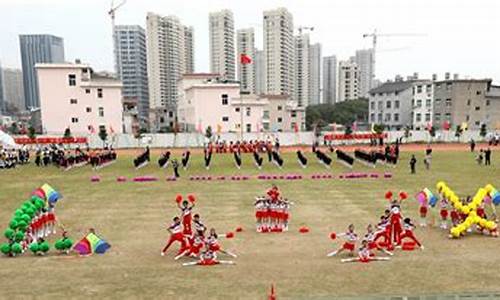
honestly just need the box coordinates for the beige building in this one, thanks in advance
[146,12,194,131]
[338,60,359,102]
[36,62,123,134]
[237,28,256,93]
[433,78,500,130]
[294,33,310,107]
[261,94,305,132]
[263,8,295,97]
[209,10,235,81]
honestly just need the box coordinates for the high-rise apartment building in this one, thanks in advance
[309,43,321,106]
[236,28,256,93]
[146,12,194,131]
[294,33,310,107]
[354,48,375,98]
[254,49,266,95]
[209,10,235,81]
[322,55,337,104]
[337,60,359,102]
[19,34,65,109]
[113,25,149,127]
[263,8,294,97]
[2,68,24,112]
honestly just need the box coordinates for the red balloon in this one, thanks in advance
[226,232,234,238]
[235,227,243,232]
[330,232,337,240]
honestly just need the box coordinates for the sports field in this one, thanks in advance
[0,144,499,299]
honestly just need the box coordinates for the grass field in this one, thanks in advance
[0,145,499,299]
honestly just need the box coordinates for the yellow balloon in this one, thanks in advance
[450,227,460,237]
[469,211,477,219]
[473,216,481,224]
[462,206,471,214]
[485,184,493,192]
[486,221,496,230]
[479,219,488,227]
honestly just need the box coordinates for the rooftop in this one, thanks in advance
[369,81,413,95]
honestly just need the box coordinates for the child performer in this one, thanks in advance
[206,228,237,258]
[253,150,263,169]
[254,197,266,232]
[233,151,242,169]
[341,240,391,263]
[193,214,207,237]
[419,196,429,227]
[178,196,196,236]
[398,218,424,250]
[175,231,205,260]
[204,147,212,170]
[171,159,180,178]
[296,150,308,168]
[161,217,188,256]
[389,200,403,247]
[182,245,235,266]
[327,224,358,257]
[365,224,393,256]
[373,211,392,249]
[181,149,191,170]
[439,197,449,229]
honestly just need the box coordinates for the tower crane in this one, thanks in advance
[108,0,127,76]
[297,26,314,35]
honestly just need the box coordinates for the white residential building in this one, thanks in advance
[322,55,337,105]
[237,28,256,93]
[411,79,434,130]
[36,63,123,134]
[146,12,194,131]
[254,49,266,95]
[263,7,295,97]
[337,60,359,102]
[294,33,310,107]
[309,43,321,106]
[261,94,306,132]
[353,48,375,98]
[209,10,235,81]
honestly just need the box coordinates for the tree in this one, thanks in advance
[63,127,72,138]
[28,126,36,140]
[306,98,369,130]
[205,126,213,140]
[98,127,108,146]
[480,124,487,138]
[9,122,19,135]
[372,124,385,134]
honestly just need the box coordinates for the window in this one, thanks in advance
[71,117,78,123]
[467,99,471,106]
[416,113,422,122]
[168,111,174,118]
[377,101,382,110]
[426,99,431,107]
[475,121,480,126]
[435,113,441,121]
[85,89,91,94]
[97,88,103,98]
[377,113,382,123]
[86,107,92,113]
[235,107,240,112]
[445,113,451,120]
[445,98,452,107]
[291,111,297,118]
[370,102,375,110]
[416,100,422,108]
[68,74,76,86]
[277,105,282,111]
[417,85,422,93]
[425,113,431,122]
[222,116,229,122]
[160,117,165,123]
[263,123,270,130]
[386,101,392,109]
[486,100,491,106]
[277,117,283,123]
[475,106,480,111]
[98,107,104,117]
[70,98,77,104]
[246,124,251,133]
[466,115,470,122]
[221,94,228,105]
[263,111,269,119]
[476,91,482,95]
[385,113,391,122]
[394,113,399,122]
[370,113,375,122]
[394,100,400,109]
[435,98,441,105]
[246,107,251,117]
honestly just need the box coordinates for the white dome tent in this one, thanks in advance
[0,129,18,148]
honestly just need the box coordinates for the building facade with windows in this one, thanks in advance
[337,60,359,102]
[254,49,266,95]
[353,48,375,98]
[2,68,25,113]
[19,34,65,109]
[209,10,235,81]
[308,43,321,106]
[411,80,434,130]
[36,63,123,134]
[294,33,310,107]
[322,55,337,104]
[433,79,498,130]
[236,28,256,93]
[260,94,305,132]
[113,25,149,127]
[368,80,413,130]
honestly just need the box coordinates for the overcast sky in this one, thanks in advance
[0,0,499,83]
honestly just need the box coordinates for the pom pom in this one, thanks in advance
[235,227,243,233]
[11,243,22,254]
[39,242,49,253]
[29,243,39,253]
[225,232,234,238]
[385,191,393,200]
[330,232,337,240]
[299,226,310,233]
[14,231,25,243]
[399,191,408,200]
[175,194,183,204]
[187,194,196,203]
[0,243,11,255]
[4,228,15,240]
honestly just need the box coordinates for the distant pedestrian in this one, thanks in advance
[485,148,492,166]
[410,155,417,174]
[476,150,484,165]
[470,139,476,152]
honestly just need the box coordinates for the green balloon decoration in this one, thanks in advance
[1,243,11,255]
[63,239,73,249]
[11,243,22,254]
[55,240,64,250]
[4,228,14,239]
[29,243,39,253]
[14,209,23,217]
[25,208,35,218]
[14,232,25,243]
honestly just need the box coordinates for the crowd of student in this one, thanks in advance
[0,147,30,169]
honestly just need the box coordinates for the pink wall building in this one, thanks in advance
[36,63,123,134]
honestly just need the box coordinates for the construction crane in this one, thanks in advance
[108,0,126,76]
[362,29,426,80]
[297,26,314,35]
